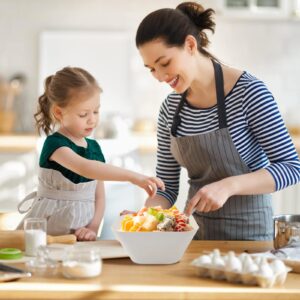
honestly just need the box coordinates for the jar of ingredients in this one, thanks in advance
[62,247,102,279]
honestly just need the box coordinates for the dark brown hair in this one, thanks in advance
[136,1,215,58]
[34,67,102,135]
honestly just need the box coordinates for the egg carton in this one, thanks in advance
[191,249,292,288]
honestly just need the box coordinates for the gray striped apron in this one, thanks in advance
[17,168,97,236]
[170,60,273,240]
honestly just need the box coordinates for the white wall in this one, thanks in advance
[0,0,300,131]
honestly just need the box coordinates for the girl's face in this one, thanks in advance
[54,90,100,139]
[138,37,196,94]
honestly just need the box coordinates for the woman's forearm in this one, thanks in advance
[226,168,276,196]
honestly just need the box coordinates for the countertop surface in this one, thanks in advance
[0,240,300,300]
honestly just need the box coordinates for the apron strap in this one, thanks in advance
[212,59,227,129]
[171,59,227,135]
[36,186,95,202]
[17,184,95,214]
[171,90,187,136]
[17,191,38,214]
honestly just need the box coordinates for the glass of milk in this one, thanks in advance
[24,218,47,256]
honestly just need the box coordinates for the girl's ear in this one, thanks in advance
[184,35,198,55]
[51,105,63,122]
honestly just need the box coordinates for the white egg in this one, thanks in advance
[258,258,274,278]
[271,259,286,273]
[211,249,225,268]
[242,255,258,273]
[239,252,248,262]
[254,256,262,265]
[197,254,212,266]
[238,252,249,268]
[212,249,221,257]
[225,251,242,272]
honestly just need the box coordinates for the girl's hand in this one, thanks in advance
[75,227,97,241]
[185,178,234,216]
[132,176,165,198]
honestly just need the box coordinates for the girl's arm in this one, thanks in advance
[75,181,105,241]
[50,147,164,197]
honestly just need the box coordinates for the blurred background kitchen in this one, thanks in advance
[0,0,300,238]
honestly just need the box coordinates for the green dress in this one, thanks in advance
[40,132,106,183]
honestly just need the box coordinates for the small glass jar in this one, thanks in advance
[25,245,61,277]
[62,247,102,279]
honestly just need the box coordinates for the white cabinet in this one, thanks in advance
[217,0,295,19]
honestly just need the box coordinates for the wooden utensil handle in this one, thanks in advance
[0,230,76,250]
[47,234,76,244]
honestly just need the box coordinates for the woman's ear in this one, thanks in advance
[185,35,198,55]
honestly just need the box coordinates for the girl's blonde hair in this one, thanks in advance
[34,66,102,135]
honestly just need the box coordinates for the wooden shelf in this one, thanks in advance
[0,134,38,153]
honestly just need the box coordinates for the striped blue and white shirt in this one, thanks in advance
[156,72,300,205]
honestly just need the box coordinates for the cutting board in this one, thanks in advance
[0,240,128,263]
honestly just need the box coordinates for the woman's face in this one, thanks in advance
[138,37,196,94]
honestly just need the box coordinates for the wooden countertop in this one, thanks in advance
[0,240,299,300]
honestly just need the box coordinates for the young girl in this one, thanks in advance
[17,66,164,241]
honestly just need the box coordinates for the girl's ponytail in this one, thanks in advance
[34,75,53,135]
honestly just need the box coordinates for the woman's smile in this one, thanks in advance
[166,75,179,88]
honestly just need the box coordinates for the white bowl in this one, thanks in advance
[112,216,197,264]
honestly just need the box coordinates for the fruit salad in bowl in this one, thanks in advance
[121,206,193,232]
[112,206,197,264]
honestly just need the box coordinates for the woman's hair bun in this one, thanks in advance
[176,1,215,47]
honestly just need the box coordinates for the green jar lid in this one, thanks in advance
[0,248,23,260]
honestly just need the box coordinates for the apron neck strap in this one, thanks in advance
[171,90,187,136]
[212,59,227,129]
[171,59,227,136]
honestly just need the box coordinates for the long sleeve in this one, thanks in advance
[243,80,300,190]
[155,100,181,205]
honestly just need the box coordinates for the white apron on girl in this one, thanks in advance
[17,167,97,236]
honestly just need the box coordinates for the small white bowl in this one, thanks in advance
[112,216,197,264]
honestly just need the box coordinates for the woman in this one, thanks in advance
[134,1,300,240]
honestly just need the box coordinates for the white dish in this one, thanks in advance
[112,216,197,264]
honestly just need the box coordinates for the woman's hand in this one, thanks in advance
[120,210,136,216]
[185,178,234,216]
[75,227,97,241]
[132,176,165,198]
